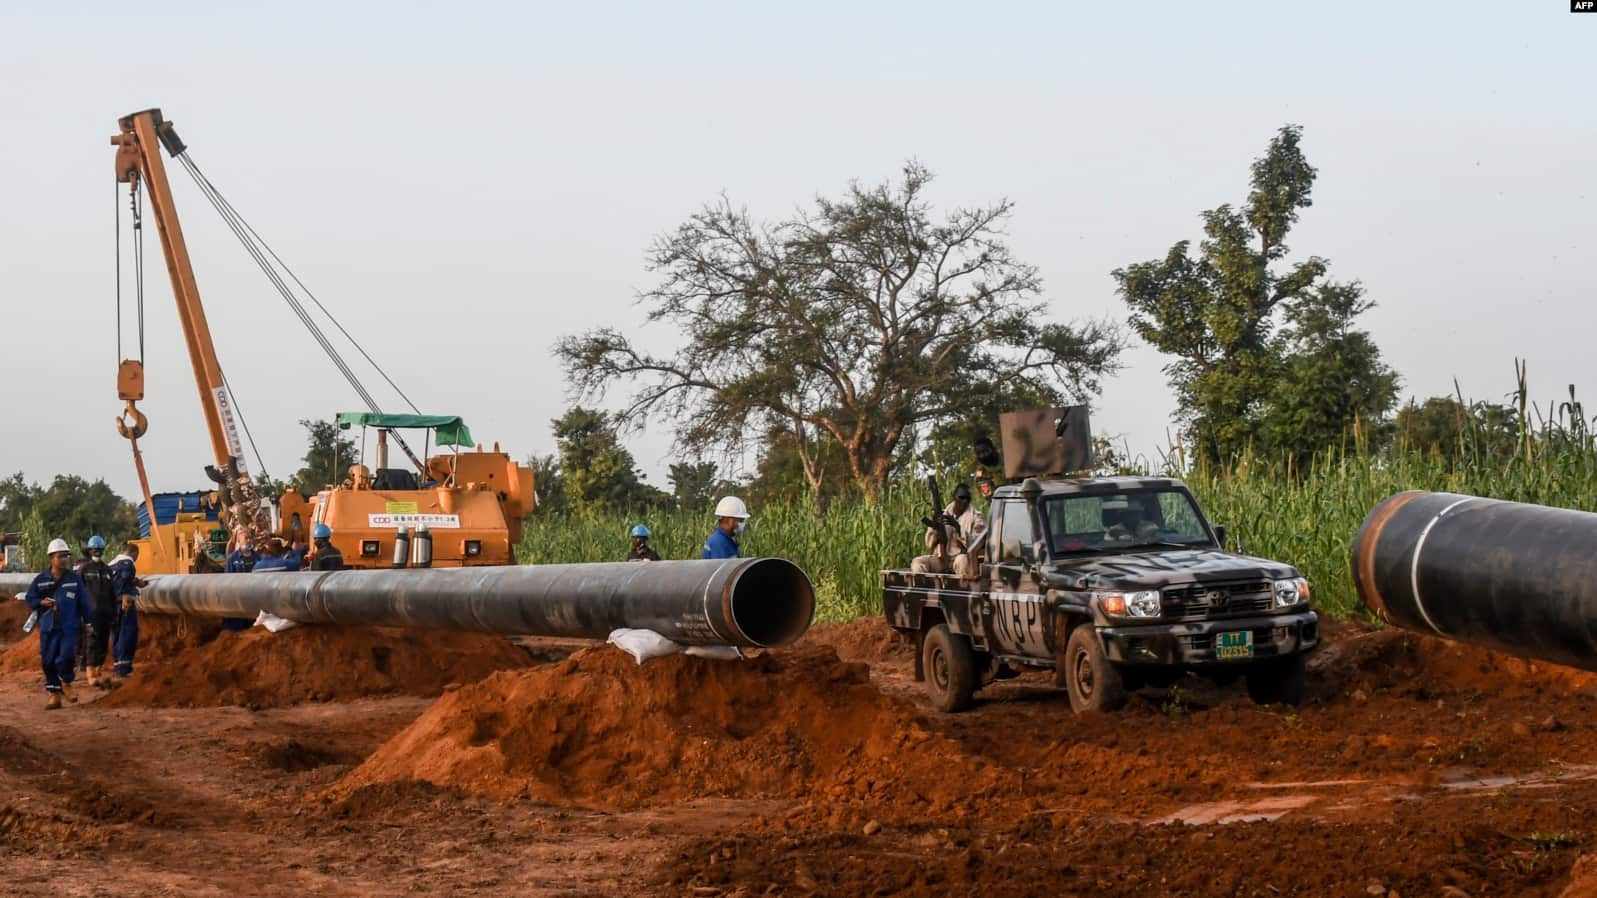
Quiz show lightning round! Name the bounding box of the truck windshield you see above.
[1042,489,1214,554]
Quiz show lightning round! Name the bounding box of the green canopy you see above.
[335,412,474,448]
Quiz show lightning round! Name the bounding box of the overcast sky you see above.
[1,1,1591,502]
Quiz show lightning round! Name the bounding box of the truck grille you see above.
[1167,580,1274,621]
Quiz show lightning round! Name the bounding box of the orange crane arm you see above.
[111,108,240,473]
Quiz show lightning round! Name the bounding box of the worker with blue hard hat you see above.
[310,522,344,571]
[74,535,118,688]
[626,524,660,562]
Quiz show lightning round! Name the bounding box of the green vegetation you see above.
[521,377,1597,624]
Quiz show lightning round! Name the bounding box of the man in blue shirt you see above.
[702,496,751,560]
[25,538,91,709]
[109,541,147,678]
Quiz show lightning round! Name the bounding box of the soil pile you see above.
[1,610,221,673]
[331,644,1006,821]
[1311,622,1597,699]
[0,596,29,646]
[799,617,915,664]
[101,624,530,709]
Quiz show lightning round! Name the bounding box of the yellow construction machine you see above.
[110,108,532,573]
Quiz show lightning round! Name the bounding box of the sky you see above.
[0,1,1592,502]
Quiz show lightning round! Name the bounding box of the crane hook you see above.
[116,400,149,440]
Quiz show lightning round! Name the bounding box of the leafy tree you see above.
[558,162,1122,499]
[1261,282,1400,466]
[290,419,357,496]
[0,473,138,550]
[254,472,290,500]
[1393,396,1519,462]
[552,407,667,512]
[526,453,567,515]
[667,461,731,512]
[1115,125,1397,464]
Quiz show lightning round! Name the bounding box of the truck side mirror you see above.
[1213,525,1228,549]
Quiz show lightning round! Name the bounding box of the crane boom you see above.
[113,108,266,544]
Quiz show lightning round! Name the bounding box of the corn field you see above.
[519,397,1597,623]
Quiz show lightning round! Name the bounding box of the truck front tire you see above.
[1063,625,1127,712]
[1245,654,1307,706]
[922,624,978,712]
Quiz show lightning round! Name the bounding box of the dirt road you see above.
[3,606,1597,897]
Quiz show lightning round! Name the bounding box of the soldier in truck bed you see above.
[910,483,986,578]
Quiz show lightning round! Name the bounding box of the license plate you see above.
[1216,630,1254,660]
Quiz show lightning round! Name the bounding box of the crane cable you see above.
[171,151,430,475]
[175,152,420,416]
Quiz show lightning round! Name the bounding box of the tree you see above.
[551,407,667,513]
[0,473,138,547]
[667,461,730,512]
[1393,396,1519,462]
[526,453,567,515]
[1261,282,1400,466]
[557,162,1122,499]
[290,419,357,496]
[1115,125,1396,464]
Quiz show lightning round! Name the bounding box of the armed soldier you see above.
[911,482,986,579]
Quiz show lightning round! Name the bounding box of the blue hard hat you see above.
[630,524,650,538]
[87,535,107,550]
[312,523,333,539]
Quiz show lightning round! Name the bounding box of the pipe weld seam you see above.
[1409,496,1475,636]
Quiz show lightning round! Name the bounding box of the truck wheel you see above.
[1245,654,1306,706]
[922,624,978,713]
[1064,625,1126,712]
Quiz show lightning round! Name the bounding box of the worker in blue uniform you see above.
[309,523,344,571]
[701,496,751,560]
[220,529,261,631]
[76,535,117,687]
[108,541,147,678]
[25,538,92,709]
[252,538,310,573]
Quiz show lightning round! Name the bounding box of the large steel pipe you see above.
[1352,490,1597,672]
[5,559,815,648]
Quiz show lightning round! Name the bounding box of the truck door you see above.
[986,499,1047,656]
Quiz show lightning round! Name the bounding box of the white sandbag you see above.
[254,610,300,633]
[606,628,683,665]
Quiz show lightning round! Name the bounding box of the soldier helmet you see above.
[952,483,973,501]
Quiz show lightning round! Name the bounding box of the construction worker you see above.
[310,523,344,571]
[24,538,91,709]
[109,541,146,678]
[225,528,257,573]
[252,538,310,573]
[702,496,750,560]
[626,524,660,561]
[911,483,985,578]
[75,535,117,687]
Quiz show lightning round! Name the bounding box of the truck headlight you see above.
[1273,577,1309,607]
[1095,590,1161,618]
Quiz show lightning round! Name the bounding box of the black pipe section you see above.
[1351,490,1597,673]
[106,558,814,648]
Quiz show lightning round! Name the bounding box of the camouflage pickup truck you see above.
[884,475,1319,713]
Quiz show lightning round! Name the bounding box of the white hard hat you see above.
[713,496,750,519]
[46,538,71,555]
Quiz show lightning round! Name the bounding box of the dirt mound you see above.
[101,624,531,709]
[331,644,1005,820]
[254,738,356,772]
[0,596,29,646]
[1311,623,1597,699]
[799,616,914,664]
[0,611,222,674]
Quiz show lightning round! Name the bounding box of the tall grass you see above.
[520,414,1597,623]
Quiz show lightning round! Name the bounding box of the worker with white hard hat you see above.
[24,538,93,709]
[701,496,750,560]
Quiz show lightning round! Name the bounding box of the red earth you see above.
[4,612,1597,896]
